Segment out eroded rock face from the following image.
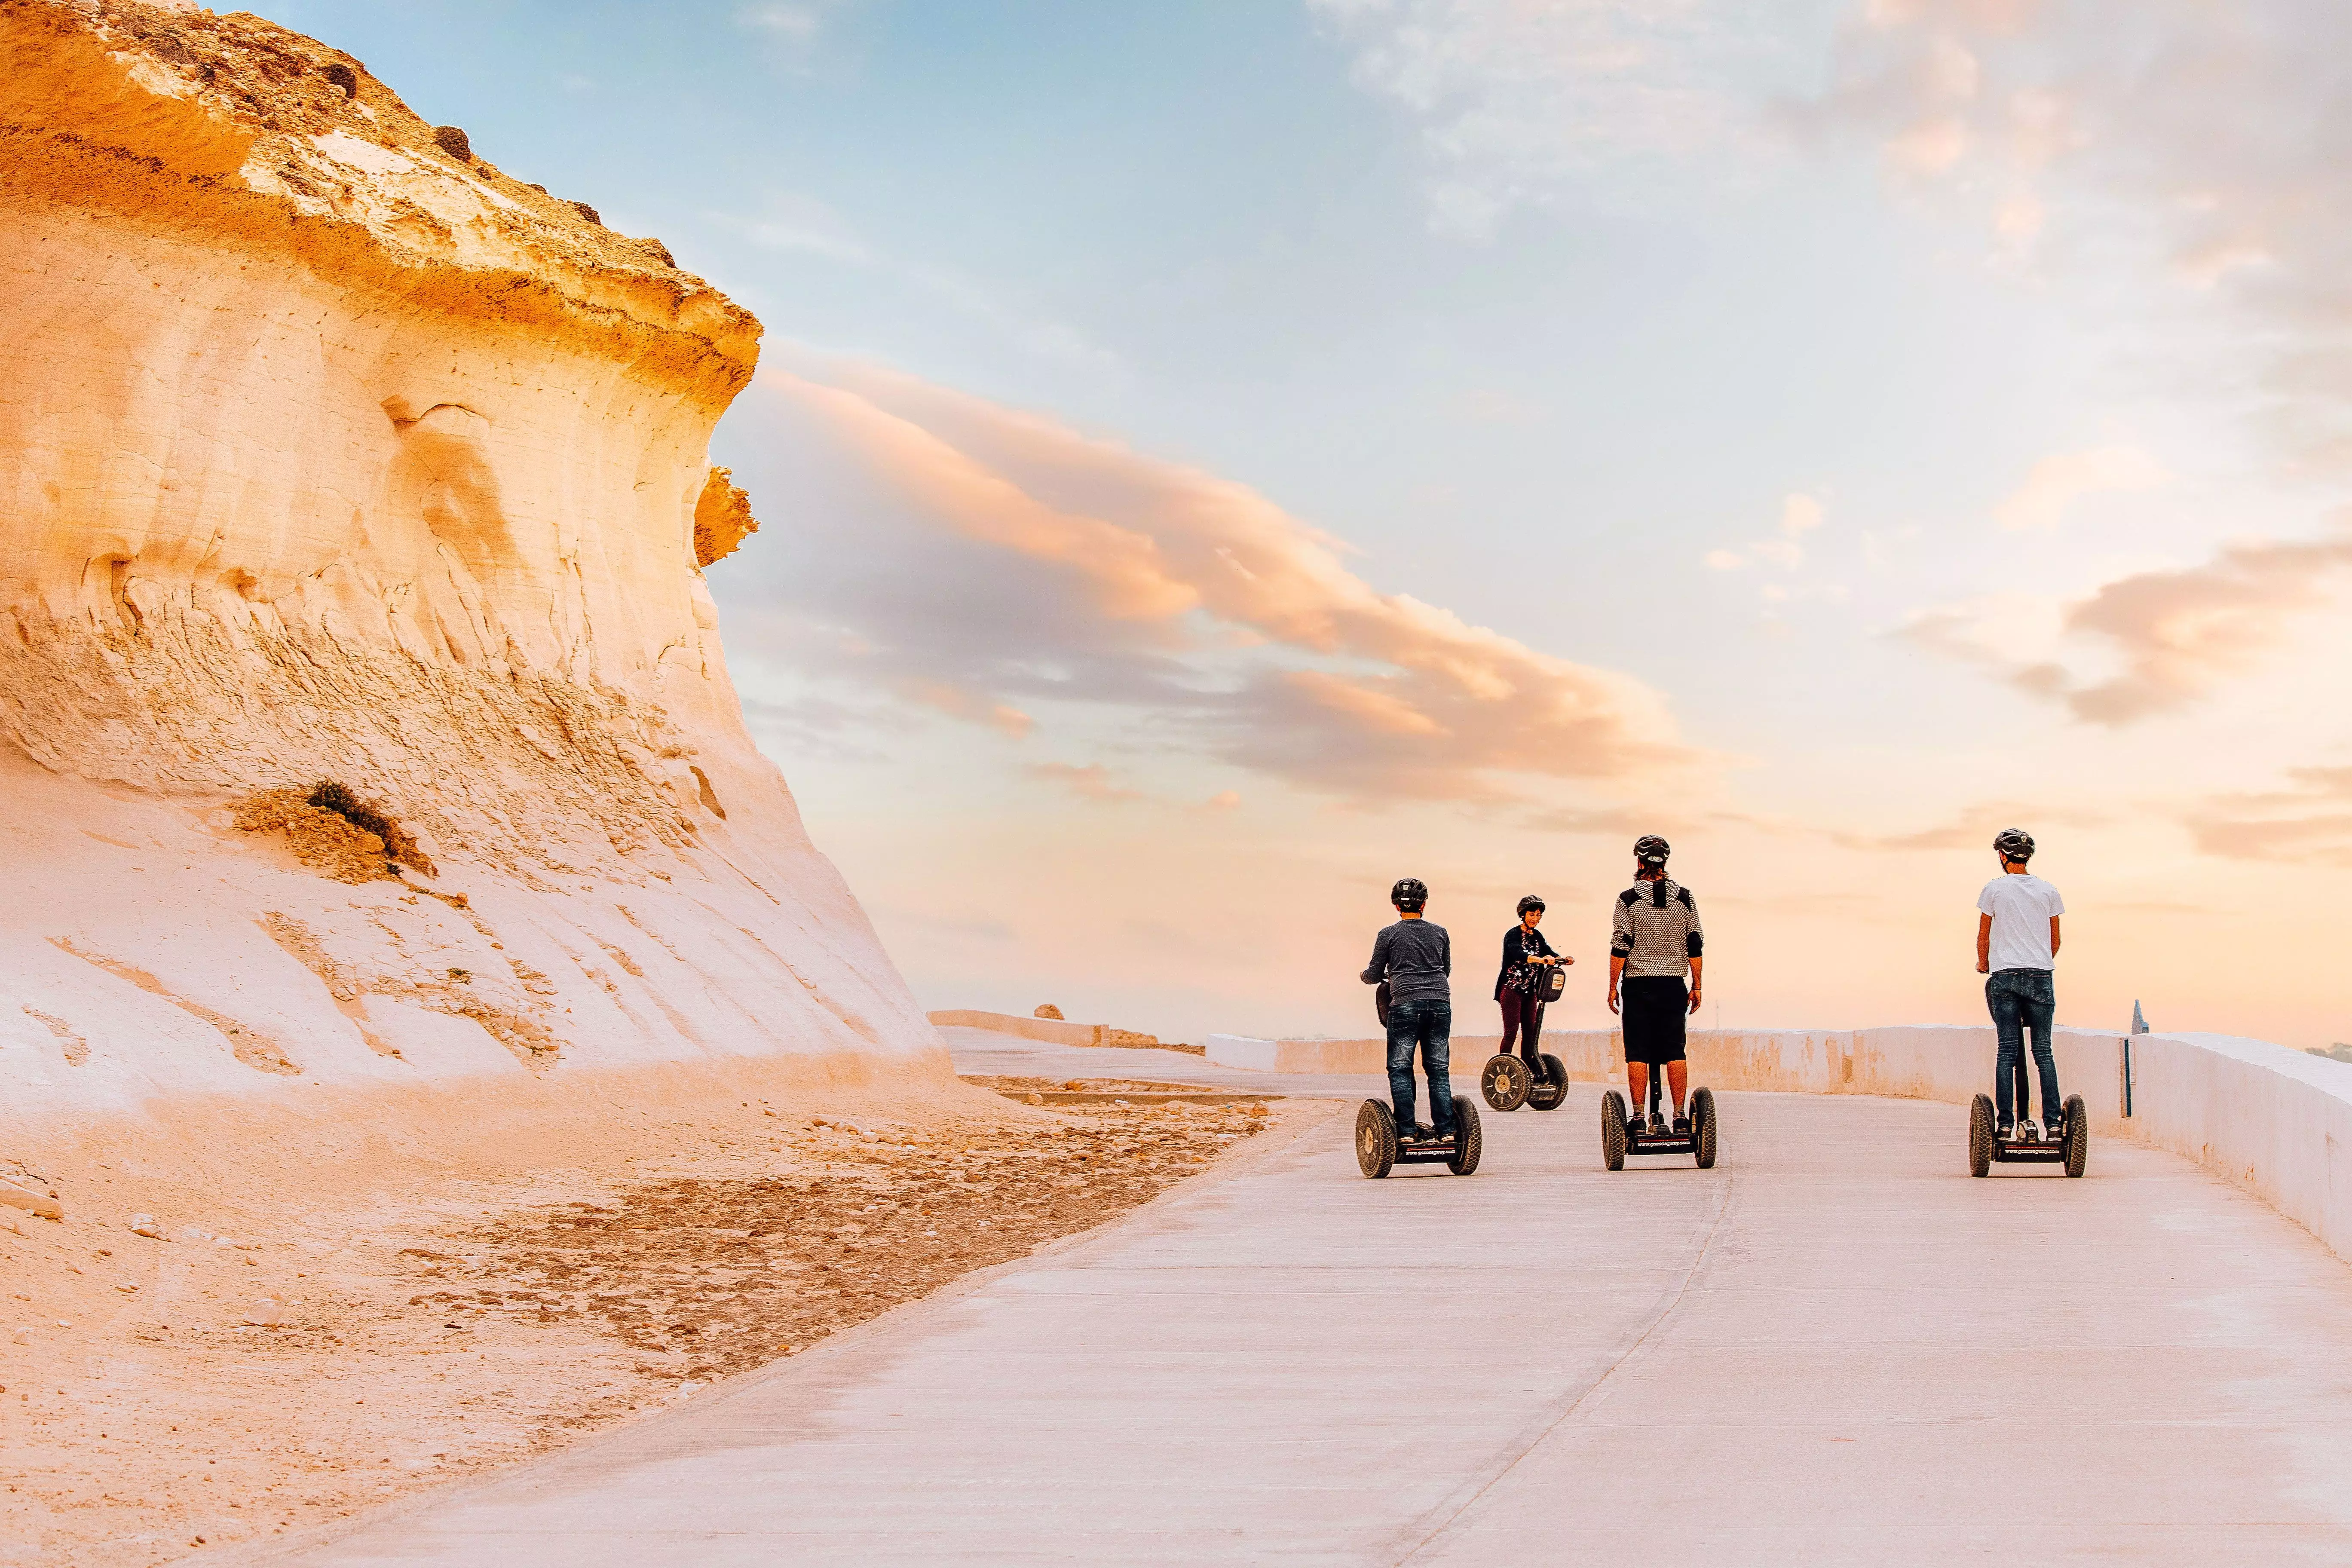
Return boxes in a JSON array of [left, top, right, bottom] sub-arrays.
[[0, 0, 937, 1117]]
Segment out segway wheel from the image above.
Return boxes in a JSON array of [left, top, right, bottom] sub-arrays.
[[1691, 1085, 1718, 1169], [1446, 1099, 1482, 1176], [1602, 1089, 1628, 1172], [1968, 1094, 1995, 1179], [1355, 1099, 1396, 1179], [1481, 1054, 1531, 1112], [2062, 1093, 2089, 1179], [1530, 1053, 1570, 1112]]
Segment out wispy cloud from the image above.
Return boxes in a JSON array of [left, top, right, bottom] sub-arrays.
[[735, 0, 854, 67], [1027, 763, 1145, 804], [727, 357, 1712, 805], [1900, 527, 2352, 723], [1705, 490, 1826, 570], [2187, 766, 2352, 867], [738, 3, 828, 40], [719, 195, 1115, 368], [1308, 0, 1782, 238], [1829, 800, 2109, 853], [1992, 445, 2169, 532]]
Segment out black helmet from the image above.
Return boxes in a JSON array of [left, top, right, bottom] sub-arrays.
[[1633, 834, 1670, 869], [1516, 894, 1545, 916], [1390, 877, 1428, 912], [1993, 827, 2035, 864]]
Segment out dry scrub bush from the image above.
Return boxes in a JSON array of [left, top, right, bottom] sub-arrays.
[[232, 782, 435, 884]]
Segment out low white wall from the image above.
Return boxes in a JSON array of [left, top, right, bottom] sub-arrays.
[[1204, 1034, 1497, 1075], [2123, 1032, 2352, 1267], [928, 1010, 1104, 1048]]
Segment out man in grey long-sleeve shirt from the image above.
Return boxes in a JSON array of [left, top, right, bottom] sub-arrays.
[[1362, 876, 1454, 1140]]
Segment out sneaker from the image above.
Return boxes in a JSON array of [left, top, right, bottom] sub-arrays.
[[1672, 1114, 1691, 1137], [1995, 1118, 2015, 1141], [2046, 1107, 2066, 1141]]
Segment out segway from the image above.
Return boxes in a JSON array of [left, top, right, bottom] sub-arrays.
[[1356, 1098, 1482, 1178], [1968, 1056, 2087, 1178], [1600, 1069, 1716, 1170], [1482, 967, 1571, 1112], [1481, 1051, 1569, 1112]]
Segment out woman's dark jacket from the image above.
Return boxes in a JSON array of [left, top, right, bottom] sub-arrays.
[[1494, 923, 1560, 1001]]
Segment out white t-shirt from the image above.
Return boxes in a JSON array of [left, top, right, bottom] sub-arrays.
[[1978, 873, 2064, 972]]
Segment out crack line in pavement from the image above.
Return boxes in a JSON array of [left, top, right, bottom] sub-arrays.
[[1387, 1162, 1741, 1566]]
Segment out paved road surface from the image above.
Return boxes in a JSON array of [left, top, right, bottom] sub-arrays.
[[266, 1053, 2352, 1565]]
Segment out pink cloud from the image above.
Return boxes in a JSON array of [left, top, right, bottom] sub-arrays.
[[744, 360, 1707, 804], [1026, 762, 1143, 804]]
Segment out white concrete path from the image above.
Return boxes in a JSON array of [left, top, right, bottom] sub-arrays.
[[264, 1082, 2352, 1566]]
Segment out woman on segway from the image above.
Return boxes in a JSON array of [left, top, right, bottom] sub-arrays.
[[1496, 896, 1571, 1067]]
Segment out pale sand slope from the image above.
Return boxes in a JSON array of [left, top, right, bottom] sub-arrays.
[[0, 0, 937, 1129]]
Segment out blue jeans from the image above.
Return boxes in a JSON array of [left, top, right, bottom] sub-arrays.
[[1986, 968, 2060, 1125], [1386, 998, 1454, 1134]]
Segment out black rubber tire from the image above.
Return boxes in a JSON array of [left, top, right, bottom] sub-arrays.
[[1482, 1054, 1531, 1112], [1691, 1085, 1718, 1169], [1602, 1089, 1628, 1171], [1355, 1099, 1396, 1179], [1969, 1093, 1995, 1178], [1529, 1054, 1569, 1112], [1447, 1099, 1483, 1175], [2062, 1093, 2088, 1178]]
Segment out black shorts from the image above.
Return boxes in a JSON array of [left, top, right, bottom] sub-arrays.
[[1621, 976, 1688, 1065]]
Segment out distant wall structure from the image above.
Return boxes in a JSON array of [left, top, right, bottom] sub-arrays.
[[0, 0, 939, 1122], [930, 1011, 1110, 1050]]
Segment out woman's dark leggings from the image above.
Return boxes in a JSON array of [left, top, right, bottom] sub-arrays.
[[1501, 990, 1544, 1062]]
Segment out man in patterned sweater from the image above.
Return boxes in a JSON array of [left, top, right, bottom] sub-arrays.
[[1607, 835, 1704, 1135]]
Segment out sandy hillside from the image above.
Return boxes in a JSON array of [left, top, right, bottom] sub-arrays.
[[0, 2, 1153, 1561], [0, 0, 932, 1129]]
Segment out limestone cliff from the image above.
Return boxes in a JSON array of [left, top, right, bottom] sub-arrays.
[[0, 0, 939, 1118]]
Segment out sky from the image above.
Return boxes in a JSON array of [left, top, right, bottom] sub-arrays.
[[279, 0, 2352, 1048]]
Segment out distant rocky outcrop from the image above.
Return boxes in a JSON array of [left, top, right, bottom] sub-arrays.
[[0, 0, 936, 1116]]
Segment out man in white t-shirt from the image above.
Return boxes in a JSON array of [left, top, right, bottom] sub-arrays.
[[1976, 828, 2065, 1138]]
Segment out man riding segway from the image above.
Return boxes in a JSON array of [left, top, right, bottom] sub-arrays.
[[1362, 876, 1454, 1145], [1978, 828, 2065, 1141], [1967, 828, 2087, 1177], [1608, 835, 1703, 1136], [1355, 879, 1482, 1176]]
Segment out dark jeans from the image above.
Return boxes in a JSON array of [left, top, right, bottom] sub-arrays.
[[1500, 989, 1544, 1062], [1386, 998, 1455, 1134], [1987, 968, 2061, 1125]]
